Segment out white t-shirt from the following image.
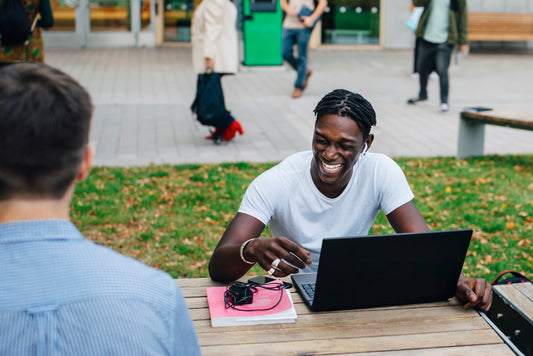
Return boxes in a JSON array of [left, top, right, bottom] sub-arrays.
[[238, 151, 414, 271], [424, 0, 451, 44], [282, 0, 315, 29]]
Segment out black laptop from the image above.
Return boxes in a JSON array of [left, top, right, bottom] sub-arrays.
[[291, 229, 472, 311]]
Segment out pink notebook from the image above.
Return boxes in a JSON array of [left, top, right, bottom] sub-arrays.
[[206, 279, 297, 327]]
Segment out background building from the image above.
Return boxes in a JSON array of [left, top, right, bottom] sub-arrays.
[[43, 0, 533, 51]]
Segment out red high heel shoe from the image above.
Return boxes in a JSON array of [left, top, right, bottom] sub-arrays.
[[222, 120, 244, 141]]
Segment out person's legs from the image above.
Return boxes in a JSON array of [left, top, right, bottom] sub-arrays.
[[408, 39, 434, 103], [434, 42, 454, 106], [294, 29, 311, 90], [417, 40, 436, 100], [282, 28, 298, 71], [202, 74, 244, 143], [413, 37, 421, 74]]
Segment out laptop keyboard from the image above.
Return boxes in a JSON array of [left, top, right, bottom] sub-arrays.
[[302, 282, 316, 299]]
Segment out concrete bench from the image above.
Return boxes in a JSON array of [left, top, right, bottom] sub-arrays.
[[468, 13, 533, 42], [457, 108, 533, 159], [325, 29, 370, 44]]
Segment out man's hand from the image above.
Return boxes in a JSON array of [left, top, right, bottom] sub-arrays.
[[302, 16, 315, 28], [456, 274, 493, 312], [243, 236, 312, 277]]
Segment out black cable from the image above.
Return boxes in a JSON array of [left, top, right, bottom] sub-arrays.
[[224, 281, 285, 312]]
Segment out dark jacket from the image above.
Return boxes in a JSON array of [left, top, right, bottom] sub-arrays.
[[413, 0, 468, 46]]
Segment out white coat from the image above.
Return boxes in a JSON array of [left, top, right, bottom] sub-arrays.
[[191, 0, 239, 74]]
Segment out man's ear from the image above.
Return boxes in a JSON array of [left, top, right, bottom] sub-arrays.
[[365, 134, 375, 150], [76, 146, 94, 182]]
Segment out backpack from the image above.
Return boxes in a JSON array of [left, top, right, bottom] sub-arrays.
[[492, 270, 532, 285], [0, 0, 32, 46]]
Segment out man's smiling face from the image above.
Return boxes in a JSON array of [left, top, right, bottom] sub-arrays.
[[310, 113, 369, 198]]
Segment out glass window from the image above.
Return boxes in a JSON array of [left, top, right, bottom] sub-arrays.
[[321, 0, 380, 45], [49, 0, 76, 31], [164, 0, 195, 42]]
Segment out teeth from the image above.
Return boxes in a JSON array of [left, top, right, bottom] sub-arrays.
[[321, 161, 342, 173]]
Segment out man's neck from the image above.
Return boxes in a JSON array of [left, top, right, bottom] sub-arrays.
[[0, 198, 70, 224]]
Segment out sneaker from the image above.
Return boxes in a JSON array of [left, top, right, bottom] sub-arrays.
[[291, 87, 303, 98], [407, 96, 427, 104], [429, 72, 439, 81], [440, 103, 449, 112]]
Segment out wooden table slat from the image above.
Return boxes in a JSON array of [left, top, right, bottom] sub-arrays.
[[189, 301, 475, 327], [493, 283, 533, 321], [349, 344, 515, 355], [514, 282, 533, 302], [195, 315, 490, 347], [200, 329, 509, 356]]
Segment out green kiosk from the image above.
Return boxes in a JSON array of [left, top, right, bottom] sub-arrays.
[[242, 0, 283, 66]]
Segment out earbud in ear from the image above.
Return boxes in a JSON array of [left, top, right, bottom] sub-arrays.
[[362, 143, 368, 155]]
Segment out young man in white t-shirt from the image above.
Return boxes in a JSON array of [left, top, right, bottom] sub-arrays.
[[209, 89, 492, 312]]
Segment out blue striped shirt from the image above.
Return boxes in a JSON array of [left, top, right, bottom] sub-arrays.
[[0, 220, 201, 356]]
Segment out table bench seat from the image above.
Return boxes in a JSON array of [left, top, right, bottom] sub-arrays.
[[325, 29, 371, 44]]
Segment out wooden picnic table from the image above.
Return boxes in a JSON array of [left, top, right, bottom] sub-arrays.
[[177, 277, 513, 355]]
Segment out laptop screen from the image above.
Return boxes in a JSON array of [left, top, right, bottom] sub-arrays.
[[296, 229, 472, 311]]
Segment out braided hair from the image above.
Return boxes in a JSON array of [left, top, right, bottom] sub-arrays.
[[313, 89, 376, 139]]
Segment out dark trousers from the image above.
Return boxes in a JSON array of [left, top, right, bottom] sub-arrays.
[[417, 39, 453, 104], [413, 37, 421, 73]]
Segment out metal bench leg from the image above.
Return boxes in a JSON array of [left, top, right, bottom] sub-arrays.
[[457, 117, 485, 159]]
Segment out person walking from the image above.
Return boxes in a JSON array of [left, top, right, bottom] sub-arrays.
[[406, 0, 468, 112], [191, 0, 244, 143], [0, 0, 54, 66], [280, 0, 327, 98]]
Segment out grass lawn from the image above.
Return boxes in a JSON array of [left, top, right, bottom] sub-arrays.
[[71, 155, 533, 282]]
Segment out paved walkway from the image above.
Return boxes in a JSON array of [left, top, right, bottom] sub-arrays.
[[46, 47, 533, 166]]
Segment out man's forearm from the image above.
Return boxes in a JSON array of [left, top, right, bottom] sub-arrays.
[[208, 245, 253, 283]]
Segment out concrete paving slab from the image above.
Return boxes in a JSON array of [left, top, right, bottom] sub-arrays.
[[45, 47, 533, 166]]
